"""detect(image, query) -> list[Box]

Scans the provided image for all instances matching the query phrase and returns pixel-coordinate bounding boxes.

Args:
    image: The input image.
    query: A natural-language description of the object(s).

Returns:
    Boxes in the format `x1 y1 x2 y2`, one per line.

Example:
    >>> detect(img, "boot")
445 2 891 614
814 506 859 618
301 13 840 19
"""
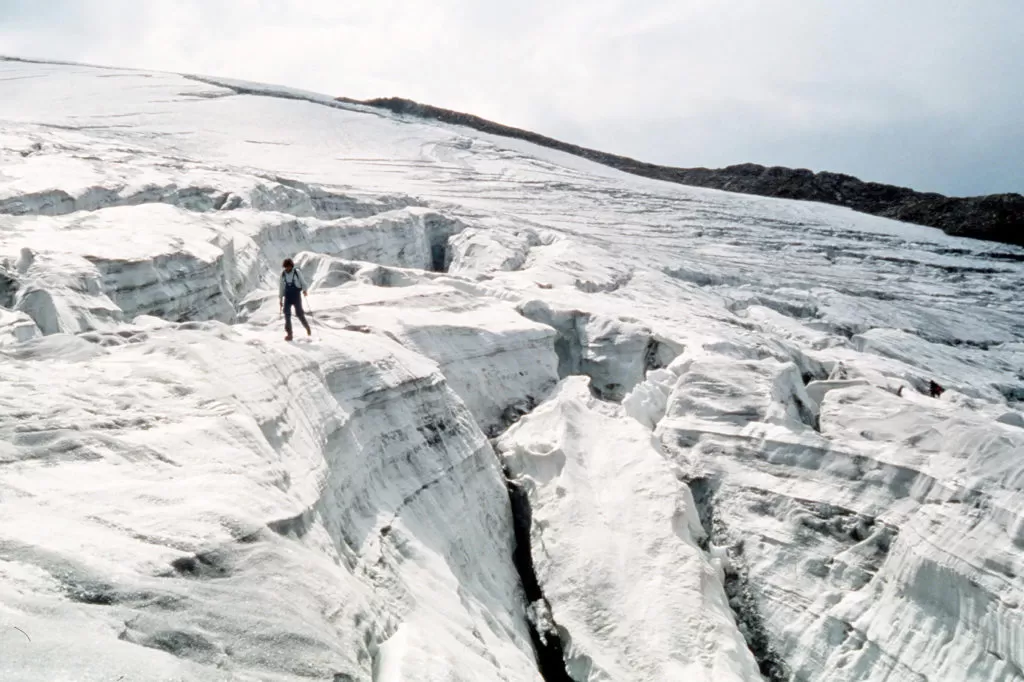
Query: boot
285 333 293 341
305 324 312 336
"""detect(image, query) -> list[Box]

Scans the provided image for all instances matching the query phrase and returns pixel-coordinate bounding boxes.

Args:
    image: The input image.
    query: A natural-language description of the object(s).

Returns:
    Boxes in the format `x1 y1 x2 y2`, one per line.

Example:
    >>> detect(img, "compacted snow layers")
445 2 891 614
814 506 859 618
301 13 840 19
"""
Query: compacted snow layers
647 349 1024 682
497 378 763 681
515 300 681 402
274 256 561 437
0 197 464 336
0 323 541 681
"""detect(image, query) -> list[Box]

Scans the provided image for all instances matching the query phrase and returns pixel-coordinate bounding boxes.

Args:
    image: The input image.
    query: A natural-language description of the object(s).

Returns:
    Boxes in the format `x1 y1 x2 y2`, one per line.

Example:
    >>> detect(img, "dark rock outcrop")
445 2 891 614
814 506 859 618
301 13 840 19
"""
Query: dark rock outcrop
340 97 1023 247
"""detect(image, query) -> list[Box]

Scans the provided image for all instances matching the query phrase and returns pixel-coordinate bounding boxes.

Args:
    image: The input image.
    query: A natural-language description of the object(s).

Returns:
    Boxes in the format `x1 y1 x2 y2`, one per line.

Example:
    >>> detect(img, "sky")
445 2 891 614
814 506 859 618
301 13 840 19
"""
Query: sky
0 0 1021 197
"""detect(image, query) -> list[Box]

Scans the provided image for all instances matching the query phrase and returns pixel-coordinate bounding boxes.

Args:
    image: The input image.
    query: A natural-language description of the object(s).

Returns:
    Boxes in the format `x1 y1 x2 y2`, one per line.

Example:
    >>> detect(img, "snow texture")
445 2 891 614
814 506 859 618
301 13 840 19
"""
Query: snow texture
1 57 1023 682
497 377 761 680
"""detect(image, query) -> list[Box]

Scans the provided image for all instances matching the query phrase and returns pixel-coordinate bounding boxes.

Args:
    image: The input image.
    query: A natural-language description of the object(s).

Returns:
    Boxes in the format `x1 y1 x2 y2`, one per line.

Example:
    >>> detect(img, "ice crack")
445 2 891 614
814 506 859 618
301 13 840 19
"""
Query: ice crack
504 474 575 682
688 476 789 681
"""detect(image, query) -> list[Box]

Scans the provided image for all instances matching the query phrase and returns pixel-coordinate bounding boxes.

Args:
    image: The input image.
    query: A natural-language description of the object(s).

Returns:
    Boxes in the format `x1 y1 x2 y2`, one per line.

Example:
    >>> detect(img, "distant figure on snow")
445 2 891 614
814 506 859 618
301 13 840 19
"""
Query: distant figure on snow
279 258 311 341
929 380 945 398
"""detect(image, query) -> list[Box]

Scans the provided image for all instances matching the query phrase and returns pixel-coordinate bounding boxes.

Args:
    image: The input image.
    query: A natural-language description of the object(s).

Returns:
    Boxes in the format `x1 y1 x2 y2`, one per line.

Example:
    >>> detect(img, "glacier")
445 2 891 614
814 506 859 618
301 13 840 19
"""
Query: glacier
0 57 1022 682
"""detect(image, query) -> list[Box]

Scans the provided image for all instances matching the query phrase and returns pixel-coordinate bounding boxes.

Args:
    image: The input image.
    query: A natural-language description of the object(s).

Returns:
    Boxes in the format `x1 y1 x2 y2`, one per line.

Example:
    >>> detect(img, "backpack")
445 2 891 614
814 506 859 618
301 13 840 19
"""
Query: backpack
282 270 302 291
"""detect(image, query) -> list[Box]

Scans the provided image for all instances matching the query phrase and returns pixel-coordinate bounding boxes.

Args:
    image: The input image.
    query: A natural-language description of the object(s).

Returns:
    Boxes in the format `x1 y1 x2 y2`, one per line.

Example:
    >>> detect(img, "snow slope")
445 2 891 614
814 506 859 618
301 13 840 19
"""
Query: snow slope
1 57 1023 681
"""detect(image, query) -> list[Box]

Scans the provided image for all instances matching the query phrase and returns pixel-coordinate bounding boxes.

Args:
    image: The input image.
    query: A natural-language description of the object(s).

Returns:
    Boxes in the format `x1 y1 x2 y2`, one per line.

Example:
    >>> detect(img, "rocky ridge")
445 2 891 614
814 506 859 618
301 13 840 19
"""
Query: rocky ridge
346 97 1023 247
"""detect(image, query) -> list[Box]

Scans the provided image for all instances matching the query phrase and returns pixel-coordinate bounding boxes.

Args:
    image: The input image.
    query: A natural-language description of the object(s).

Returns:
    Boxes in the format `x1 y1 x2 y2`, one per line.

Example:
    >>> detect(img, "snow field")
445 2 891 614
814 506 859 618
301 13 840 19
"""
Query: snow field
1 58 1023 681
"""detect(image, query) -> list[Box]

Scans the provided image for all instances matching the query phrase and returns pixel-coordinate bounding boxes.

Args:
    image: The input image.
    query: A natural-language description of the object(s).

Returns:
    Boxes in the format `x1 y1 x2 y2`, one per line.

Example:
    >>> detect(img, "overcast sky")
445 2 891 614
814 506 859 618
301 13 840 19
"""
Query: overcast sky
1 0 1021 196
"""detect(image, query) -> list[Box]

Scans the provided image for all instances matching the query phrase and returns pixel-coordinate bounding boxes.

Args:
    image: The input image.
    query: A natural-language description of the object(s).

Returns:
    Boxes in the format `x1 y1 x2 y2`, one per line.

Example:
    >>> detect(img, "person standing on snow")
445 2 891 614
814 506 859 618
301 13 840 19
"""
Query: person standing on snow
279 258 311 341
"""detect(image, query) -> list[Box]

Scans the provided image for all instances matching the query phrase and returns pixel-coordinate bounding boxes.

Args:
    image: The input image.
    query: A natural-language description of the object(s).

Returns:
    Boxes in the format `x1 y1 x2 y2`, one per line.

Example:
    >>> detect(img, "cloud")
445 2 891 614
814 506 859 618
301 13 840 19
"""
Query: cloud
0 0 1021 195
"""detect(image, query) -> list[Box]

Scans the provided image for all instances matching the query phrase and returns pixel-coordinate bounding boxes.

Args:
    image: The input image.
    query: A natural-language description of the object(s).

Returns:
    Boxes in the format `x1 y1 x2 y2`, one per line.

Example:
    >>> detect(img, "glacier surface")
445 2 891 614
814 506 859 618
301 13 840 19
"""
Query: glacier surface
0 57 1023 681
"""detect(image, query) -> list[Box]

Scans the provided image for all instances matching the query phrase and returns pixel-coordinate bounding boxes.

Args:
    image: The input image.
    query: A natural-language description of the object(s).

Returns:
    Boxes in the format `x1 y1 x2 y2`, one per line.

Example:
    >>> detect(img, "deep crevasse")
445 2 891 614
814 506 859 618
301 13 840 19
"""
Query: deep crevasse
0 321 545 680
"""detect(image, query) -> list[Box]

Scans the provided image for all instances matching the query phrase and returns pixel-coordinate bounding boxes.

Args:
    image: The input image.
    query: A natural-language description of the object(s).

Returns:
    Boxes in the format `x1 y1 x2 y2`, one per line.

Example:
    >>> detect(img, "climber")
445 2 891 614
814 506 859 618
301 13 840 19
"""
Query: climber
929 380 945 398
279 258 311 341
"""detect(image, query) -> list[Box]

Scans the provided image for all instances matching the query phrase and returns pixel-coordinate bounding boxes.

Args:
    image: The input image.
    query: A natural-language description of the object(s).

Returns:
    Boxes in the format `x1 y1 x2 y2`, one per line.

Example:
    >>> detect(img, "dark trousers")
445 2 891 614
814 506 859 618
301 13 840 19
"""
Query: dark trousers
284 291 309 336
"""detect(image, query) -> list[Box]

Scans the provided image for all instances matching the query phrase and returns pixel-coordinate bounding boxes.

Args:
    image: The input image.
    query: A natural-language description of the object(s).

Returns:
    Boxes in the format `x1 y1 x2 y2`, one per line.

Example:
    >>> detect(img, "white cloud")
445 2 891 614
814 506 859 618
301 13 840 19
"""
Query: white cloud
0 0 1021 195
